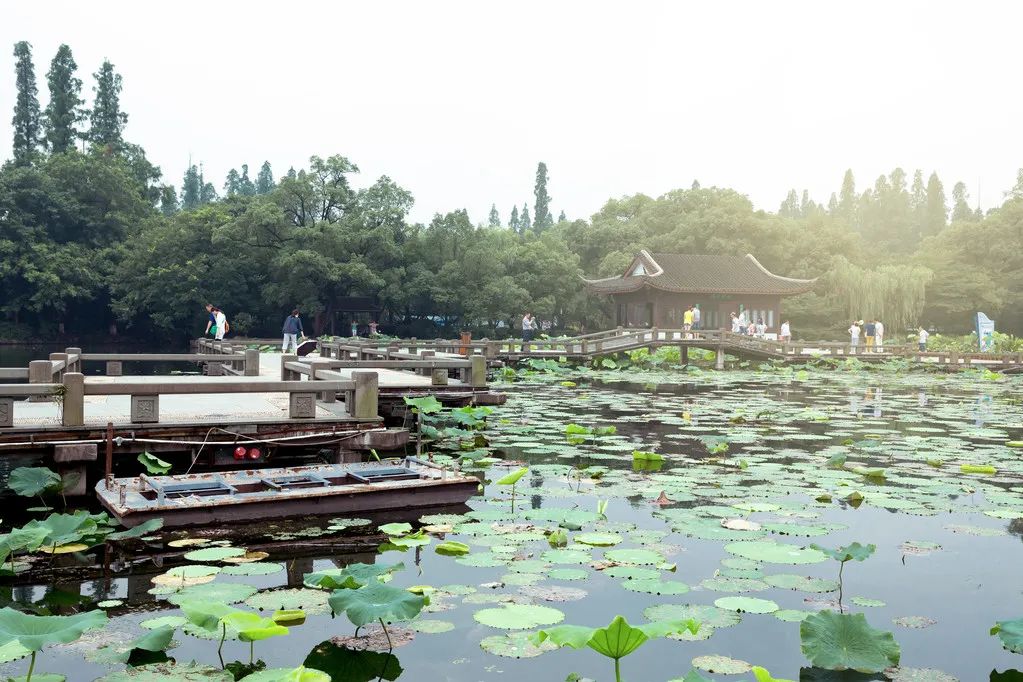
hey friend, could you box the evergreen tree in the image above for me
[1005,168,1023,200]
[238,164,256,196]
[691,179,701,189]
[779,189,799,217]
[533,162,553,232]
[951,182,973,222]
[520,204,531,232]
[799,190,812,217]
[558,210,566,222]
[11,41,42,165]
[509,205,520,233]
[88,60,128,148]
[923,172,947,236]
[488,203,500,227]
[224,168,240,196]
[286,166,297,180]
[159,185,178,216]
[838,169,857,226]
[181,165,201,210]
[199,165,217,204]
[255,161,274,194]
[827,193,839,214]
[43,44,84,154]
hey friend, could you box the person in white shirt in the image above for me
[874,320,884,352]
[779,320,791,342]
[755,318,766,338]
[848,321,861,348]
[730,312,741,334]
[214,308,228,340]
[918,327,929,351]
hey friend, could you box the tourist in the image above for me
[282,309,303,353]
[874,319,884,352]
[779,320,791,343]
[746,320,756,336]
[204,304,217,337]
[522,312,535,349]
[848,321,861,348]
[918,327,929,352]
[350,321,358,337]
[213,307,228,340]
[692,304,701,331]
[864,319,876,351]
[730,312,741,334]
[369,321,378,337]
[755,317,767,338]
[683,306,694,336]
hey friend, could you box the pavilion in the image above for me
[582,250,815,331]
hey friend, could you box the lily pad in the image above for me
[691,654,752,674]
[166,582,258,606]
[95,662,233,681]
[800,610,900,673]
[603,548,665,565]
[181,546,247,562]
[714,596,779,614]
[724,541,828,565]
[480,631,557,658]
[473,603,565,630]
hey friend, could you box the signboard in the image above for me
[975,312,995,352]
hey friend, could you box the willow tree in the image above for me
[827,257,932,332]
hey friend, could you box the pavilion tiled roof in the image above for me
[582,250,816,296]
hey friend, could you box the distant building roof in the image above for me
[582,250,816,296]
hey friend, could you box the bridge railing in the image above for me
[284,353,487,389]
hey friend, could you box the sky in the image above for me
[2,1,1021,225]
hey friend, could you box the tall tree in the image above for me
[159,184,178,216]
[88,60,128,148]
[520,204,531,232]
[558,210,566,223]
[533,162,553,232]
[923,172,947,236]
[838,169,857,227]
[199,165,217,204]
[951,181,973,223]
[779,189,799,217]
[43,44,84,154]
[224,168,241,196]
[238,164,256,196]
[509,205,520,233]
[11,41,42,165]
[799,190,815,217]
[827,193,839,214]
[181,165,201,210]
[488,203,500,227]
[255,161,274,194]
[1006,168,1023,201]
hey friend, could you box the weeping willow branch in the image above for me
[825,256,933,331]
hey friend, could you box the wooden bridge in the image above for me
[323,327,1023,370]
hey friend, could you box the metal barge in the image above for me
[96,458,480,528]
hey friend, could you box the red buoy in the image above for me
[233,446,247,460]
[247,448,262,460]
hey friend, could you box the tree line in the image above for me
[2,41,1022,342]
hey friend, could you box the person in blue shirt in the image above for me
[282,309,304,353]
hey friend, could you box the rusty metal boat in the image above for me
[96,458,480,528]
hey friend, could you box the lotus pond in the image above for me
[3,362,1023,682]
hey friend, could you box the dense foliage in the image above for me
[3,42,1022,341]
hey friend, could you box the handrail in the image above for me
[82,378,353,396]
[82,353,245,362]
[0,368,29,380]
[0,383,62,397]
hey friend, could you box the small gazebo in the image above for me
[582,250,815,331]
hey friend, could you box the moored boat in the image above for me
[96,458,479,528]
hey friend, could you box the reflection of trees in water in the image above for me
[1008,518,1023,541]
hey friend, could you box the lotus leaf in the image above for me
[714,596,779,614]
[220,612,288,642]
[94,662,233,681]
[272,610,306,626]
[403,395,443,414]
[304,562,403,590]
[810,542,876,563]
[328,583,429,627]
[168,582,259,605]
[473,603,565,630]
[138,452,172,475]
[496,467,529,486]
[239,667,330,682]
[752,666,796,682]
[691,655,752,674]
[800,610,900,673]
[992,617,1023,653]
[89,625,175,664]
[480,631,557,658]
[8,468,62,498]
[0,607,107,651]
[435,541,470,556]
[222,562,285,576]
[724,541,828,565]
[106,518,165,540]
[603,548,665,565]
[378,523,412,536]
[182,546,247,562]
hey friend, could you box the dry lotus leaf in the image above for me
[330,626,415,651]
[222,550,270,564]
[40,543,90,554]
[167,538,210,548]
[721,518,762,531]
[423,524,454,534]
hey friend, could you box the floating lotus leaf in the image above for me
[519,585,588,602]
[604,548,665,565]
[222,562,285,576]
[775,609,813,622]
[690,654,752,674]
[167,582,258,605]
[138,452,172,474]
[992,617,1023,653]
[892,616,936,629]
[810,542,875,563]
[621,578,690,595]
[480,631,557,658]
[141,616,187,630]
[94,662,233,681]
[246,588,330,615]
[886,667,959,682]
[407,619,454,633]
[548,568,588,581]
[303,640,403,681]
[378,523,412,536]
[167,538,209,548]
[0,639,31,664]
[851,597,886,608]
[540,549,590,564]
[574,532,622,546]
[107,518,165,541]
[800,610,900,673]
[601,566,660,580]
[8,467,62,497]
[96,600,123,608]
[643,604,742,629]
[181,546,246,562]
[328,583,429,627]
[455,554,507,568]
[473,603,565,630]
[714,596,779,614]
[725,541,828,565]
[435,541,470,556]
[220,612,288,642]
[328,517,372,529]
[88,625,175,664]
[765,574,840,593]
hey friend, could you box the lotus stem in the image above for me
[249,641,254,665]
[614,657,622,682]
[26,650,36,682]
[838,561,845,613]
[380,618,394,650]
[217,622,227,668]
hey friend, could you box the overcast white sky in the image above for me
[2,1,1021,224]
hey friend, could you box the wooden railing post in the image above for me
[352,371,379,419]
[244,348,260,376]
[62,372,85,427]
